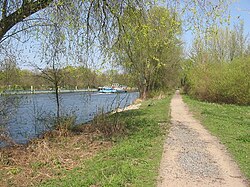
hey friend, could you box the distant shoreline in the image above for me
[0,89,138,96]
[0,89,98,95]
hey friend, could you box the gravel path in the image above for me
[157,91,248,187]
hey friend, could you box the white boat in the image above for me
[98,87,117,93]
[98,84,127,93]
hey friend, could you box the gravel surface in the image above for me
[157,91,248,187]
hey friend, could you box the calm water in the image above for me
[0,92,139,146]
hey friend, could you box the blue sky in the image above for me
[230,0,250,34]
[183,0,250,50]
[15,0,250,69]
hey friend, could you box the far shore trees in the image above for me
[0,66,132,91]
[0,56,20,88]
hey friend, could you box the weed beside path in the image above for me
[40,96,171,187]
[183,96,250,180]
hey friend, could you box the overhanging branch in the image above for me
[0,0,53,43]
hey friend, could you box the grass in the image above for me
[183,95,250,180]
[0,96,171,187]
[0,130,112,187]
[39,96,171,187]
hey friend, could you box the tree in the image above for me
[35,11,65,123]
[19,69,35,90]
[0,0,53,42]
[0,55,20,88]
[0,0,150,44]
[0,0,233,43]
[114,6,182,99]
[39,65,63,123]
[190,22,248,63]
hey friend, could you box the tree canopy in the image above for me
[113,6,182,99]
[0,0,232,43]
[0,0,149,44]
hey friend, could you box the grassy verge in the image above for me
[183,95,250,179]
[39,96,171,187]
[0,96,171,186]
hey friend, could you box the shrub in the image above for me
[91,113,127,138]
[185,57,250,105]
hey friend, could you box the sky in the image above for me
[5,0,250,70]
[183,0,250,51]
[230,0,250,33]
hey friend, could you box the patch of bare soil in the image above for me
[0,125,112,187]
[157,91,248,187]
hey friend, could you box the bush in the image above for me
[185,57,250,105]
[91,113,126,138]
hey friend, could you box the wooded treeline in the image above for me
[0,62,133,91]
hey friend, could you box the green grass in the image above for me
[40,96,171,187]
[183,95,250,179]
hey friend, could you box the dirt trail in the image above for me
[157,91,248,187]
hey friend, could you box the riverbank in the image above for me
[0,88,138,96]
[0,96,171,186]
[0,92,139,146]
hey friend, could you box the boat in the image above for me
[111,83,127,93]
[98,87,117,93]
[98,84,127,93]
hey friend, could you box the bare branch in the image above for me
[1,23,52,43]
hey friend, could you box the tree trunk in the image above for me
[141,85,147,100]
[55,82,60,125]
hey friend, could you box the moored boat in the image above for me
[98,87,117,93]
[98,83,127,93]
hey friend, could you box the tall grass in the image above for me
[185,57,250,105]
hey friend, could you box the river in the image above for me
[0,92,139,146]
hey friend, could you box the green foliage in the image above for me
[190,22,248,64]
[39,96,171,186]
[184,57,250,105]
[0,66,135,90]
[90,113,127,138]
[114,6,182,99]
[0,57,21,88]
[183,95,250,179]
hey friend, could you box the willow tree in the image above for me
[0,0,52,42]
[0,0,151,45]
[0,0,233,44]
